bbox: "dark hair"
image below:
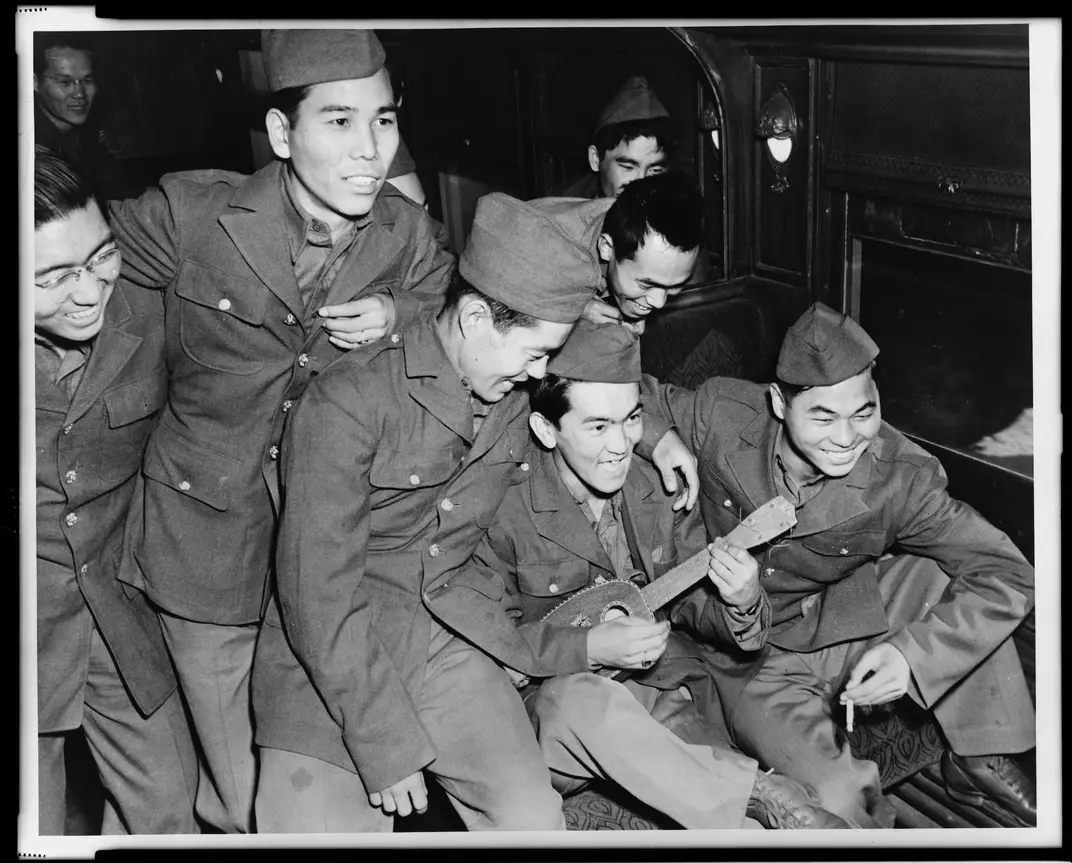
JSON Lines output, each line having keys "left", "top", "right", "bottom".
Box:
{"left": 775, "top": 360, "right": 881, "bottom": 404}
{"left": 594, "top": 116, "right": 677, "bottom": 160}
{"left": 34, "top": 145, "right": 98, "bottom": 229}
{"left": 529, "top": 373, "right": 574, "bottom": 429}
{"left": 602, "top": 171, "right": 705, "bottom": 262}
{"left": 268, "top": 84, "right": 314, "bottom": 129}
{"left": 34, "top": 32, "right": 96, "bottom": 75}
{"left": 443, "top": 272, "right": 538, "bottom": 334}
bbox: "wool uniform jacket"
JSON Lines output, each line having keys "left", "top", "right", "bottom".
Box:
{"left": 36, "top": 282, "right": 176, "bottom": 732}
{"left": 251, "top": 314, "right": 676, "bottom": 795}
{"left": 642, "top": 375, "right": 1035, "bottom": 710}
{"left": 472, "top": 445, "right": 771, "bottom": 690}
{"left": 107, "top": 161, "right": 454, "bottom": 624}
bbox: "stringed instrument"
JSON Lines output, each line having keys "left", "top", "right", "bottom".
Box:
{"left": 539, "top": 495, "right": 796, "bottom": 677}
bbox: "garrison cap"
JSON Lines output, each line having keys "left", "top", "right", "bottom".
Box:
{"left": 526, "top": 196, "right": 615, "bottom": 254}
{"left": 262, "top": 29, "right": 386, "bottom": 93}
{"left": 548, "top": 319, "right": 641, "bottom": 383}
{"left": 596, "top": 76, "right": 670, "bottom": 134}
{"left": 459, "top": 193, "right": 602, "bottom": 325}
{"left": 776, "top": 302, "right": 880, "bottom": 387}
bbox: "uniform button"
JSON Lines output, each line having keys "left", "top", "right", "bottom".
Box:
{"left": 409, "top": 474, "right": 420, "bottom": 485}
{"left": 64, "top": 470, "right": 77, "bottom": 484}
{"left": 311, "top": 219, "right": 326, "bottom": 233}
{"left": 764, "top": 568, "right": 775, "bottom": 578}
{"left": 63, "top": 424, "right": 73, "bottom": 435}
{"left": 723, "top": 499, "right": 732, "bottom": 508}
{"left": 390, "top": 333, "right": 401, "bottom": 344}
{"left": 218, "top": 298, "right": 231, "bottom": 311}
{"left": 282, "top": 400, "right": 294, "bottom": 413}
{"left": 840, "top": 548, "right": 849, "bottom": 556}
{"left": 269, "top": 446, "right": 280, "bottom": 460}
{"left": 548, "top": 583, "right": 559, "bottom": 594}
{"left": 520, "top": 462, "right": 530, "bottom": 472}
{"left": 65, "top": 512, "right": 78, "bottom": 527}
{"left": 79, "top": 564, "right": 88, "bottom": 575}
{"left": 428, "top": 544, "right": 440, "bottom": 557}
{"left": 284, "top": 314, "right": 298, "bottom": 326}
{"left": 440, "top": 499, "right": 454, "bottom": 512}
{"left": 297, "top": 354, "right": 309, "bottom": 368}
{"left": 179, "top": 480, "right": 191, "bottom": 491}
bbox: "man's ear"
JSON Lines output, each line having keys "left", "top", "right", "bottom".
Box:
{"left": 597, "top": 233, "right": 614, "bottom": 265}
{"left": 265, "top": 109, "right": 291, "bottom": 161}
{"left": 529, "top": 411, "right": 558, "bottom": 450}
{"left": 457, "top": 295, "right": 492, "bottom": 340}
{"left": 587, "top": 144, "right": 601, "bottom": 174}
{"left": 769, "top": 383, "right": 787, "bottom": 421}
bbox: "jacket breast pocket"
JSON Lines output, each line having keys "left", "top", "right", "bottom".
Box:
{"left": 516, "top": 558, "right": 592, "bottom": 600}
{"left": 175, "top": 260, "right": 268, "bottom": 376}
{"left": 800, "top": 528, "right": 889, "bottom": 564}
{"left": 98, "top": 368, "right": 167, "bottom": 482}
{"left": 699, "top": 464, "right": 753, "bottom": 535}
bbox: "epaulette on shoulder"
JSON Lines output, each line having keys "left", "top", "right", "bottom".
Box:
{"left": 871, "top": 422, "right": 936, "bottom": 470}
{"left": 704, "top": 376, "right": 768, "bottom": 410}
{"left": 159, "top": 168, "right": 250, "bottom": 192}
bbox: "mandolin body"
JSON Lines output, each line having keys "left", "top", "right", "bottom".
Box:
{"left": 540, "top": 579, "right": 655, "bottom": 629}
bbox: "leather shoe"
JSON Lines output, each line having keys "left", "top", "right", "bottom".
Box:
{"left": 747, "top": 771, "right": 853, "bottom": 829}
{"left": 941, "top": 751, "right": 1036, "bottom": 826}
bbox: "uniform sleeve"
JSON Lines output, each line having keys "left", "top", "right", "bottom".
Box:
{"left": 667, "top": 502, "right": 771, "bottom": 652}
{"left": 640, "top": 373, "right": 719, "bottom": 454}
{"left": 107, "top": 185, "right": 181, "bottom": 290}
{"left": 386, "top": 212, "right": 455, "bottom": 330}
{"left": 276, "top": 370, "right": 436, "bottom": 793}
{"left": 475, "top": 512, "right": 590, "bottom": 676}
{"left": 883, "top": 458, "right": 1035, "bottom": 707}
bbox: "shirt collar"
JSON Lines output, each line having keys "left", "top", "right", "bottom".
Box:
{"left": 280, "top": 167, "right": 366, "bottom": 262}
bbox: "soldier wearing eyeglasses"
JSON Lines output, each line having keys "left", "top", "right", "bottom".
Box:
{"left": 33, "top": 32, "right": 140, "bottom": 203}
{"left": 33, "top": 146, "right": 198, "bottom": 834}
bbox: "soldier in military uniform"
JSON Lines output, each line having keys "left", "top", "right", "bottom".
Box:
{"left": 105, "top": 29, "right": 454, "bottom": 833}
{"left": 252, "top": 194, "right": 700, "bottom": 832}
{"left": 552, "top": 75, "right": 676, "bottom": 200}
{"left": 532, "top": 173, "right": 706, "bottom": 335}
{"left": 643, "top": 302, "right": 1038, "bottom": 828}
{"left": 33, "top": 147, "right": 197, "bottom": 834}
{"left": 469, "top": 319, "right": 851, "bottom": 830}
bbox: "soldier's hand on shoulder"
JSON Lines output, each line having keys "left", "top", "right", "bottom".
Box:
{"left": 581, "top": 296, "right": 623, "bottom": 326}
{"left": 652, "top": 429, "right": 699, "bottom": 512}
{"left": 707, "top": 537, "right": 761, "bottom": 610}
{"left": 318, "top": 294, "right": 397, "bottom": 350}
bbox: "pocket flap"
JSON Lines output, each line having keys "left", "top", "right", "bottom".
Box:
{"left": 484, "top": 429, "right": 530, "bottom": 466}
{"left": 369, "top": 446, "right": 457, "bottom": 490}
{"left": 142, "top": 426, "right": 242, "bottom": 512}
{"left": 104, "top": 368, "right": 167, "bottom": 429}
{"left": 517, "top": 559, "right": 591, "bottom": 598}
{"left": 801, "top": 528, "right": 888, "bottom": 558}
{"left": 175, "top": 261, "right": 267, "bottom": 326}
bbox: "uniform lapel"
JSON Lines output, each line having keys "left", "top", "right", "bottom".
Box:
{"left": 321, "top": 202, "right": 403, "bottom": 308}
{"left": 217, "top": 163, "right": 304, "bottom": 320}
{"left": 529, "top": 450, "right": 615, "bottom": 572}
{"left": 402, "top": 319, "right": 473, "bottom": 443}
{"left": 64, "top": 287, "right": 141, "bottom": 426}
{"left": 790, "top": 442, "right": 876, "bottom": 537}
{"left": 725, "top": 411, "right": 781, "bottom": 510}
{"left": 621, "top": 462, "right": 664, "bottom": 580}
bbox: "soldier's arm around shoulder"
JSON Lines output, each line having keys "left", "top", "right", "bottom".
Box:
{"left": 383, "top": 189, "right": 457, "bottom": 329}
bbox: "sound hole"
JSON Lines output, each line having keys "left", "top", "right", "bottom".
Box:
{"left": 601, "top": 603, "right": 631, "bottom": 623}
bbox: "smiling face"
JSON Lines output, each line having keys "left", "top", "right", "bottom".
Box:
{"left": 533, "top": 381, "right": 643, "bottom": 500}
{"left": 588, "top": 136, "right": 668, "bottom": 199}
{"left": 771, "top": 369, "right": 882, "bottom": 480}
{"left": 600, "top": 230, "right": 697, "bottom": 322}
{"left": 35, "top": 47, "right": 97, "bottom": 132}
{"left": 267, "top": 70, "right": 399, "bottom": 234}
{"left": 34, "top": 200, "right": 118, "bottom": 343}
{"left": 457, "top": 300, "right": 575, "bottom": 403}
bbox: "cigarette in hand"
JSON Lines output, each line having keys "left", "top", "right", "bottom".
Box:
{"left": 845, "top": 698, "right": 854, "bottom": 733}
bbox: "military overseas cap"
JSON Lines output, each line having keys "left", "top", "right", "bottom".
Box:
{"left": 596, "top": 76, "right": 670, "bottom": 134}
{"left": 459, "top": 193, "right": 602, "bottom": 325}
{"left": 262, "top": 29, "right": 386, "bottom": 93}
{"left": 548, "top": 319, "right": 642, "bottom": 383}
{"left": 776, "top": 302, "right": 880, "bottom": 387}
{"left": 526, "top": 196, "right": 615, "bottom": 255}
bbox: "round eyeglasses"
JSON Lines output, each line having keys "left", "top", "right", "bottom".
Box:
{"left": 36, "top": 246, "right": 121, "bottom": 294}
